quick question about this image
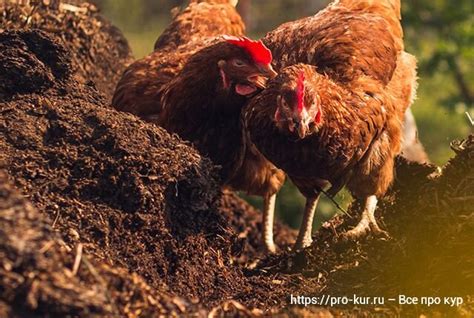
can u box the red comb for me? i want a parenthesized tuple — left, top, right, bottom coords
(296, 71, 305, 113)
(223, 35, 272, 65)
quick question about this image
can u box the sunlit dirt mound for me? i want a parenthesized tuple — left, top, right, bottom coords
(0, 0, 133, 100)
(259, 138, 474, 317)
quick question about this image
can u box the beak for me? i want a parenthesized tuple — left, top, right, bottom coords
(258, 63, 278, 79)
(296, 121, 307, 139)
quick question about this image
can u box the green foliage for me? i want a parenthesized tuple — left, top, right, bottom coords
(95, 0, 174, 57)
(413, 71, 471, 164)
(125, 29, 164, 58)
(401, 0, 473, 165)
(402, 0, 473, 107)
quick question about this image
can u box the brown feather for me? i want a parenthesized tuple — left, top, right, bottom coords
(154, 1, 244, 52)
(245, 53, 416, 197)
(263, 1, 401, 85)
(112, 38, 217, 118)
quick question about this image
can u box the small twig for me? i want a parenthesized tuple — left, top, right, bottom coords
(52, 209, 61, 228)
(59, 3, 88, 14)
(71, 243, 83, 276)
(451, 196, 474, 202)
(39, 240, 55, 254)
(82, 257, 120, 315)
(21, 2, 38, 28)
(453, 176, 473, 196)
(329, 222, 338, 236)
(434, 190, 440, 212)
(82, 255, 103, 284)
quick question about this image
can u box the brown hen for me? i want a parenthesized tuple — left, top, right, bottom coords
(245, 0, 417, 251)
(263, 0, 427, 163)
(157, 39, 284, 255)
(112, 1, 285, 254)
(112, 0, 244, 120)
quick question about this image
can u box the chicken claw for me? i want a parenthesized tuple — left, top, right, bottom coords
(343, 195, 389, 240)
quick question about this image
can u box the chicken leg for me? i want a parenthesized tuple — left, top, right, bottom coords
(262, 193, 277, 253)
(294, 194, 320, 250)
(343, 195, 388, 239)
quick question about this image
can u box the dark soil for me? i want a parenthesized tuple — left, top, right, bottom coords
(0, 2, 473, 317)
(0, 0, 133, 100)
(257, 148, 474, 317)
(0, 171, 205, 317)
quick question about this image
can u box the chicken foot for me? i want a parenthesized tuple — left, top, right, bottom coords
(262, 193, 277, 253)
(294, 194, 320, 250)
(343, 195, 388, 239)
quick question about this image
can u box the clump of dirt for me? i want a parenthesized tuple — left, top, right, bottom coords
(0, 0, 133, 99)
(0, 27, 229, 302)
(218, 191, 297, 264)
(0, 29, 71, 97)
(0, 170, 207, 317)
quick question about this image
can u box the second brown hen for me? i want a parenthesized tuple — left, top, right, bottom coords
(112, 0, 285, 254)
(157, 38, 285, 255)
(245, 0, 417, 251)
(112, 0, 244, 120)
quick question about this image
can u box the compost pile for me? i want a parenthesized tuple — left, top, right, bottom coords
(0, 1, 473, 317)
(260, 144, 474, 316)
(0, 0, 133, 99)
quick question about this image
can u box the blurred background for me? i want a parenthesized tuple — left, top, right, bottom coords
(94, 0, 472, 228)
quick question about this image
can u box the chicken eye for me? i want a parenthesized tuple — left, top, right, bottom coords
(232, 59, 247, 67)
